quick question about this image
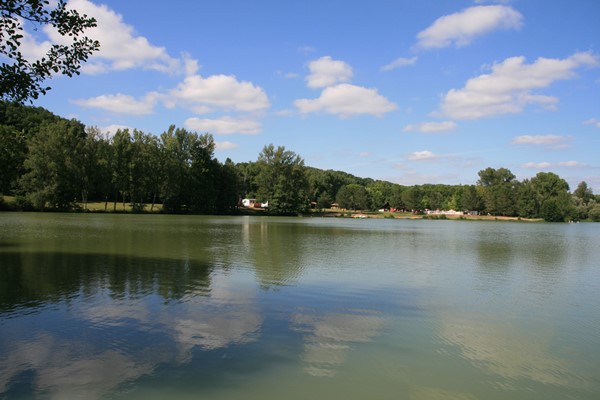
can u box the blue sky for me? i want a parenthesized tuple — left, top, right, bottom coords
(23, 0, 600, 191)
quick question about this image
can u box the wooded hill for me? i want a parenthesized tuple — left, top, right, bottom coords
(1, 102, 599, 221)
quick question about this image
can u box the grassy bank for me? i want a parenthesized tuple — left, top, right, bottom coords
(308, 208, 544, 222)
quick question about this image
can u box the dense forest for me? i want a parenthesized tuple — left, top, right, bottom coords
(1, 101, 599, 221)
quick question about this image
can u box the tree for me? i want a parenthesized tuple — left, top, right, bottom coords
(477, 167, 517, 215)
(530, 172, 570, 220)
(316, 191, 333, 210)
(1, 0, 100, 102)
(367, 180, 393, 209)
(589, 204, 600, 222)
(159, 126, 194, 213)
(110, 129, 132, 210)
(517, 180, 537, 218)
(0, 124, 26, 194)
(19, 119, 86, 210)
(574, 181, 593, 204)
(188, 132, 218, 214)
(256, 144, 308, 215)
(216, 158, 239, 214)
(129, 130, 160, 212)
(402, 186, 422, 212)
(461, 185, 483, 212)
(336, 184, 370, 210)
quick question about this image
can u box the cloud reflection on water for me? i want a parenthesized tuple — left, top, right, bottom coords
(437, 318, 587, 390)
(291, 310, 384, 377)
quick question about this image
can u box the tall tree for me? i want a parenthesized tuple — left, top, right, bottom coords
(1, 0, 100, 102)
(19, 119, 86, 210)
(129, 130, 158, 211)
(530, 172, 570, 220)
(0, 124, 26, 194)
(574, 181, 593, 204)
(477, 167, 518, 216)
(256, 144, 308, 215)
(216, 158, 239, 214)
(188, 132, 217, 214)
(110, 129, 132, 210)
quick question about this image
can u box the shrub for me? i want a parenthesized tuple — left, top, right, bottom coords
(589, 204, 600, 222)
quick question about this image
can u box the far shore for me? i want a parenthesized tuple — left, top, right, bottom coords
(2, 196, 545, 222)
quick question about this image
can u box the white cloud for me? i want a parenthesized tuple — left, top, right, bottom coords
(381, 56, 418, 71)
(403, 121, 457, 133)
(99, 124, 131, 138)
(522, 161, 583, 169)
(583, 118, 600, 128)
(169, 74, 270, 113)
(182, 53, 200, 76)
(16, 19, 53, 61)
(215, 141, 239, 150)
(416, 5, 523, 49)
(74, 72, 270, 117)
(185, 116, 262, 135)
(294, 83, 396, 117)
(408, 150, 438, 161)
(512, 135, 568, 146)
(441, 52, 599, 120)
(50, 0, 182, 74)
(306, 56, 353, 88)
(73, 93, 158, 115)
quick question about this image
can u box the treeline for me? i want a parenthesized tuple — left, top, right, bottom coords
(1, 102, 599, 221)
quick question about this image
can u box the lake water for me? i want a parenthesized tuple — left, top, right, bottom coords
(1, 213, 599, 400)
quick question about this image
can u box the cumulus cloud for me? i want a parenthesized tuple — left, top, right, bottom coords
(440, 52, 599, 120)
(381, 56, 418, 71)
(73, 93, 158, 115)
(185, 116, 262, 135)
(51, 0, 182, 74)
(294, 83, 396, 117)
(416, 5, 523, 49)
(408, 150, 438, 161)
(169, 74, 270, 113)
(75, 72, 270, 117)
(403, 121, 457, 133)
(306, 56, 353, 88)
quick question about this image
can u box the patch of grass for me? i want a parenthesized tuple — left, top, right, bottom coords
(83, 201, 163, 213)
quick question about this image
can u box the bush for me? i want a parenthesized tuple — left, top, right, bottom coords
(540, 199, 565, 222)
(0, 196, 8, 211)
(589, 204, 600, 222)
(13, 195, 35, 211)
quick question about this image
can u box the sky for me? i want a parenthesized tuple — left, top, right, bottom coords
(19, 0, 600, 191)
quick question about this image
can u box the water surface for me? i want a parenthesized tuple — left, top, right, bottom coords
(1, 214, 599, 399)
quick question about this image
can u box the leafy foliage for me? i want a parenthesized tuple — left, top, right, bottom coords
(1, 0, 100, 102)
(336, 184, 370, 210)
(256, 144, 308, 215)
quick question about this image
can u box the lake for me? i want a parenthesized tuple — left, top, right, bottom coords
(1, 213, 599, 399)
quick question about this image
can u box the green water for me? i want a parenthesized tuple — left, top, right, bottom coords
(1, 213, 599, 399)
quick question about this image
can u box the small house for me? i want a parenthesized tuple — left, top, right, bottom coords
(242, 198, 256, 207)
